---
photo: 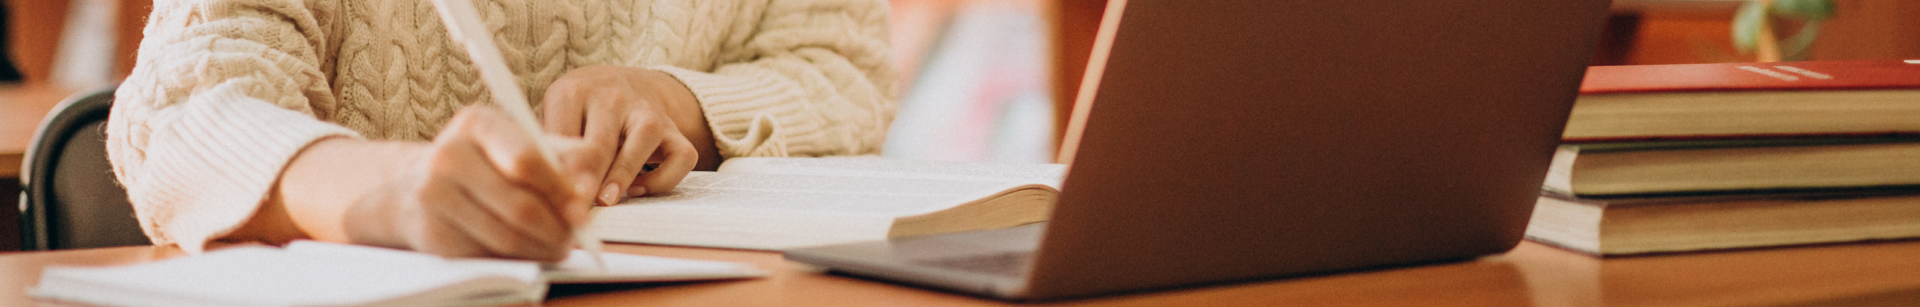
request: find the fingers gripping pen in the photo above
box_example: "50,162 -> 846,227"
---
428,0 -> 607,271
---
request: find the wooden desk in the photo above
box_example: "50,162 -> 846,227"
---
2,240 -> 1917,306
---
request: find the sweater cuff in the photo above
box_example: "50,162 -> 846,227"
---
650,65 -> 827,158
129,84 -> 361,254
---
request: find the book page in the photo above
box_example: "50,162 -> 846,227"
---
716,157 -> 1067,187
593,171 -> 1057,250
623,171 -> 1043,216
1542,145 -> 1576,194
287,241 -> 764,284
543,250 -> 765,283
29,242 -> 767,307
30,245 -> 538,307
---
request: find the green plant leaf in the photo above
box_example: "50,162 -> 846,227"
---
1732,1 -> 1768,54
1781,20 -> 1824,61
1771,0 -> 1837,20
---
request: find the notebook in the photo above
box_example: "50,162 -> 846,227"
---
785,0 -> 1613,300
30,241 -> 764,307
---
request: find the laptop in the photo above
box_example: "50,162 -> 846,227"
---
785,0 -> 1612,300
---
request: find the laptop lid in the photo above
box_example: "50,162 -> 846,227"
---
785,0 -> 1611,301
1023,0 -> 1610,299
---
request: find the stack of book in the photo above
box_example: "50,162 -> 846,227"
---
1524,60 -> 1920,256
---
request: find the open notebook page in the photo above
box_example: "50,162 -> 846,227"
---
30,241 -> 764,307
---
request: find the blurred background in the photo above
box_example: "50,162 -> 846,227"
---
7,0 -> 1920,164
3,0 -> 1920,251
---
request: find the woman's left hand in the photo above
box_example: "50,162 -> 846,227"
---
542,65 -> 717,206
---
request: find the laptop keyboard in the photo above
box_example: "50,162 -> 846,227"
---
913,251 -> 1035,277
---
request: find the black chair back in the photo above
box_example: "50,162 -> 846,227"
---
20,85 -> 148,250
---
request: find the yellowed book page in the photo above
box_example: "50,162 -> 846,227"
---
541,250 -> 765,283
1542,146 -> 1578,194
1522,195 -> 1603,254
716,157 -> 1066,188
1574,142 -> 1920,195
1603,194 -> 1920,255
592,172 -> 1049,250
636,172 -> 1036,215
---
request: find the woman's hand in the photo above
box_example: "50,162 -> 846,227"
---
258,106 -> 594,261
542,65 -> 718,206
339,106 -> 592,260
254,66 -> 715,260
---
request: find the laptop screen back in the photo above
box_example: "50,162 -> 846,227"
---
1028,0 -> 1611,299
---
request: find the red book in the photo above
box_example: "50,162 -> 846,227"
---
1564,60 -> 1920,143
1581,60 -> 1920,93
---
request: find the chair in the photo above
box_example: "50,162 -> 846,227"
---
19,85 -> 148,250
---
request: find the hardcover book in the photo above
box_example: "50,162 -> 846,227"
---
1563,60 -> 1920,142
1525,190 -> 1920,255
1543,139 -> 1920,196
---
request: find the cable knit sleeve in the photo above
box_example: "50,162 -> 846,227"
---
651,0 -> 898,158
107,0 -> 361,254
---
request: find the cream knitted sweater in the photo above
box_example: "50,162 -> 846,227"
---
107,0 -> 898,253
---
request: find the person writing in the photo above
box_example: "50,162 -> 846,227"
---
106,0 -> 898,261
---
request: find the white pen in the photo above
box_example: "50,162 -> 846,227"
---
427,0 -> 606,270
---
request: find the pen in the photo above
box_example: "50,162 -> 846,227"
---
428,0 -> 607,270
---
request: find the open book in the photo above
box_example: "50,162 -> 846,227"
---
29,241 -> 764,307
590,157 -> 1067,250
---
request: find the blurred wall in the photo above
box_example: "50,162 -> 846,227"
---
1607,0 -> 1920,65
3,0 -> 148,86
5,0 -> 70,85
